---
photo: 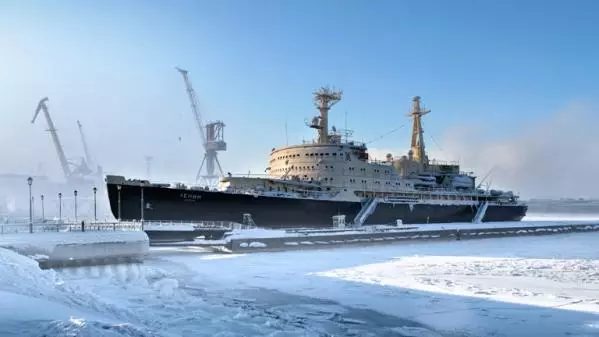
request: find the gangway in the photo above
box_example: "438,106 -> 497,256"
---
353,197 -> 379,226
472,201 -> 489,223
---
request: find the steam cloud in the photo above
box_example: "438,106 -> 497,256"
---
370,102 -> 599,199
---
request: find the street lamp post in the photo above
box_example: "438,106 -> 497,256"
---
117,185 -> 122,221
140,183 -> 145,229
40,194 -> 45,222
93,187 -> 97,222
58,193 -> 62,221
74,190 -> 78,223
27,177 -> 33,233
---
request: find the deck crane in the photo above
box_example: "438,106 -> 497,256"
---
176,67 -> 227,188
32,98 -> 73,182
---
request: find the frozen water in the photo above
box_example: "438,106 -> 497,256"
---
2,218 -> 599,336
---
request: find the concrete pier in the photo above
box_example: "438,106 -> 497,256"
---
224,222 -> 599,253
0,230 -> 149,269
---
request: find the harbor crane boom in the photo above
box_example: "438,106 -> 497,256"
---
176,67 -> 207,147
176,67 -> 227,187
32,98 -> 72,181
76,120 -> 94,169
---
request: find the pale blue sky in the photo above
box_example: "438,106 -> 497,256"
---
1,0 -> 598,197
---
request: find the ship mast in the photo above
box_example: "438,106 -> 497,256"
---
310,87 -> 343,144
408,96 -> 430,166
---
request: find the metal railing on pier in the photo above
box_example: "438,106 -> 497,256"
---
0,219 -> 246,236
142,220 -> 236,230
0,220 -> 142,235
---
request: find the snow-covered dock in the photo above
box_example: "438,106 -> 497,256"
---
0,228 -> 149,269
223,221 -> 599,253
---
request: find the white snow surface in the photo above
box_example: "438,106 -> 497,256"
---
2,214 -> 599,337
315,255 -> 599,313
0,247 -> 153,336
160,231 -> 599,337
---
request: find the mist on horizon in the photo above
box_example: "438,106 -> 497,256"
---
369,101 -> 599,200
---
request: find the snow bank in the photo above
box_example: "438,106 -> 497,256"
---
0,246 -> 183,336
0,247 -> 136,322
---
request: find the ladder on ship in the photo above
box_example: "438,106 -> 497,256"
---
472,201 -> 489,223
353,197 -> 379,227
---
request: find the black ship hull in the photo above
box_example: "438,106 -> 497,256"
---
107,182 -> 527,229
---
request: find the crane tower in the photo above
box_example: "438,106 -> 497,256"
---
76,119 -> 102,178
176,67 -> 227,188
32,98 -> 96,184
32,98 -> 73,182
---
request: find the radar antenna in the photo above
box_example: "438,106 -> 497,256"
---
309,87 -> 343,144
407,96 -> 430,165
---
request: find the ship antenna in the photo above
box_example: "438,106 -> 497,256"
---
344,111 -> 348,143
310,87 -> 343,144
285,119 -> 288,146
407,96 -> 431,166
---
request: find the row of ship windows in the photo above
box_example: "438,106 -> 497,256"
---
298,176 -> 335,182
348,179 -> 401,186
271,152 -> 348,163
271,165 -> 335,172
292,175 -> 405,187
348,167 -> 390,174
271,166 -> 338,171
271,166 -> 393,175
